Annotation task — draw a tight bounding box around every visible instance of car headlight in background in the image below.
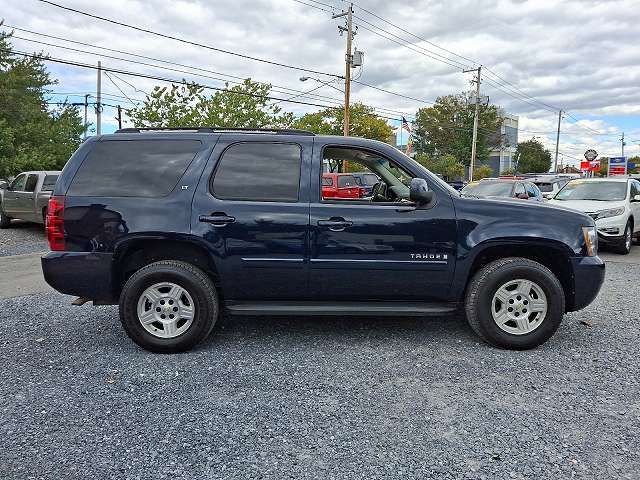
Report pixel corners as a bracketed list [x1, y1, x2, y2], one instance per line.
[592, 207, 625, 220]
[582, 226, 597, 257]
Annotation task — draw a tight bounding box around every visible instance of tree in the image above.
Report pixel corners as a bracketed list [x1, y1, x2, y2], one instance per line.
[0, 29, 85, 178]
[293, 102, 393, 142]
[411, 93, 503, 166]
[128, 79, 295, 128]
[514, 138, 552, 173]
[474, 164, 494, 180]
[414, 153, 464, 180]
[500, 167, 516, 176]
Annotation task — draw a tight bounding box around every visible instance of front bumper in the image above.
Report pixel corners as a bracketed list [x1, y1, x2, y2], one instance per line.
[568, 255, 605, 312]
[595, 216, 628, 243]
[41, 252, 115, 301]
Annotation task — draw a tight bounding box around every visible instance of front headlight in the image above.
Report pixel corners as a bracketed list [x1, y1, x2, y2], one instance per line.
[582, 226, 597, 257]
[593, 207, 625, 220]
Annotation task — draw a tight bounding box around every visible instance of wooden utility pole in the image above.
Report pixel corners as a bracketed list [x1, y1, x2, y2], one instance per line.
[116, 105, 122, 129]
[83, 94, 90, 139]
[333, 3, 353, 137]
[96, 61, 102, 135]
[554, 110, 563, 173]
[463, 66, 482, 181]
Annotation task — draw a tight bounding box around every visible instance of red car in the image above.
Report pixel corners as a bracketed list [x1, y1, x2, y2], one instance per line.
[322, 173, 363, 199]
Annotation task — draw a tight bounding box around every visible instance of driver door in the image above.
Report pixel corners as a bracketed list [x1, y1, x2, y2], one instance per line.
[308, 143, 457, 302]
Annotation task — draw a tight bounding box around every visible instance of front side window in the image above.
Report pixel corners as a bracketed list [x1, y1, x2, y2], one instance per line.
[321, 146, 414, 203]
[24, 175, 38, 192]
[211, 142, 301, 202]
[513, 183, 526, 197]
[462, 181, 513, 197]
[526, 183, 539, 198]
[69, 140, 201, 197]
[10, 174, 26, 191]
[555, 180, 628, 201]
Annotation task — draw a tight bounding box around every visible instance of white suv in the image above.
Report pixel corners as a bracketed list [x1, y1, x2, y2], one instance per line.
[549, 177, 640, 254]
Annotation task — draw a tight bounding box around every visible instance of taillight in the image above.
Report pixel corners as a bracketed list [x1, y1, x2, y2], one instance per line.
[46, 196, 65, 251]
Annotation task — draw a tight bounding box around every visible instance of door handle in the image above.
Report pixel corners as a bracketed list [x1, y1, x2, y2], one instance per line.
[199, 213, 236, 226]
[317, 218, 353, 232]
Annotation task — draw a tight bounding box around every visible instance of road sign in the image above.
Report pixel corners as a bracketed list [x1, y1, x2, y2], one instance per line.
[584, 149, 598, 161]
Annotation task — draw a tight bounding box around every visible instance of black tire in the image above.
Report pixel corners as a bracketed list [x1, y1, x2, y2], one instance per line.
[465, 257, 565, 350]
[119, 260, 219, 353]
[0, 210, 11, 228]
[611, 221, 632, 255]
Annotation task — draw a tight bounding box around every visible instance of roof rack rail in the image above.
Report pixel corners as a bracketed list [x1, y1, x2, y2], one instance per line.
[115, 127, 315, 136]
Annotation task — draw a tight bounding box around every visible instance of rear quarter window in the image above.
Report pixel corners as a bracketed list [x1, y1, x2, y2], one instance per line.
[68, 139, 201, 197]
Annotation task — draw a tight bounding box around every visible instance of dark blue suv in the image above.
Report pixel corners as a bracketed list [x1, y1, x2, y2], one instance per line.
[42, 128, 604, 353]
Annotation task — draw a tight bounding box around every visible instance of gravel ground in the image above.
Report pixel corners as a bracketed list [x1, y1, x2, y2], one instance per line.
[0, 221, 47, 257]
[2, 262, 639, 479]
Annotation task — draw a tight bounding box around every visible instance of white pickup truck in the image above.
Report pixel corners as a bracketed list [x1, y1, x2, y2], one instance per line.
[0, 171, 61, 227]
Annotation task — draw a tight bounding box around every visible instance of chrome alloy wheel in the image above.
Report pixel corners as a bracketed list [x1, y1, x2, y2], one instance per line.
[136, 282, 195, 338]
[491, 279, 547, 335]
[625, 225, 632, 251]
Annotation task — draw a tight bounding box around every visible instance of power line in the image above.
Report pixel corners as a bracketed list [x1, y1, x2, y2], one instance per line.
[103, 71, 138, 107]
[36, 0, 341, 79]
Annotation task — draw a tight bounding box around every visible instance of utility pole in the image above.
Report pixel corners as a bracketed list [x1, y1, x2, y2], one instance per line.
[554, 110, 563, 173]
[96, 61, 102, 136]
[621, 132, 625, 157]
[463, 66, 482, 181]
[116, 105, 122, 129]
[83, 94, 90, 139]
[333, 3, 353, 137]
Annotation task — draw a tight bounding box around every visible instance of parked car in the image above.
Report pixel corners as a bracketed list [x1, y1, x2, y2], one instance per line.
[0, 171, 60, 227]
[322, 173, 362, 199]
[350, 172, 379, 197]
[529, 176, 570, 200]
[461, 178, 543, 201]
[41, 128, 604, 353]
[548, 177, 640, 254]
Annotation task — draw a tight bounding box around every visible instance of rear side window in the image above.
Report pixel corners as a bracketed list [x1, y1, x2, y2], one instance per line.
[322, 177, 333, 186]
[68, 140, 201, 197]
[42, 175, 58, 191]
[211, 142, 301, 202]
[25, 174, 38, 192]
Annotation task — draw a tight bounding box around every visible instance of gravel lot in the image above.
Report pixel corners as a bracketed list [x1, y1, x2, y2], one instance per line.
[2, 262, 639, 480]
[0, 221, 47, 257]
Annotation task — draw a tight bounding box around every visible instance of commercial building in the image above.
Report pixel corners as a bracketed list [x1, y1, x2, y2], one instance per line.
[486, 111, 519, 175]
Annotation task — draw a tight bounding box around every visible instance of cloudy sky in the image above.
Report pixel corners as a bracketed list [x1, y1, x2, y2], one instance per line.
[2, 0, 639, 165]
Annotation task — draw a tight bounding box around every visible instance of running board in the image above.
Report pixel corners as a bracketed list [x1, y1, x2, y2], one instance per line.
[224, 301, 458, 316]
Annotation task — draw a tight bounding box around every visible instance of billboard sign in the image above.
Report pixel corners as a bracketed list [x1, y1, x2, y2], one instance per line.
[584, 149, 598, 161]
[580, 160, 600, 172]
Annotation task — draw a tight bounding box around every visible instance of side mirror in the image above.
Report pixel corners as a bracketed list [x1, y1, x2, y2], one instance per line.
[633, 194, 640, 202]
[409, 178, 434, 205]
[0, 180, 7, 190]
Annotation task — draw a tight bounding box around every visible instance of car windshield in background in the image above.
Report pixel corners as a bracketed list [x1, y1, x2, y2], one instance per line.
[462, 181, 513, 197]
[337, 175, 357, 188]
[535, 183, 553, 192]
[555, 181, 627, 201]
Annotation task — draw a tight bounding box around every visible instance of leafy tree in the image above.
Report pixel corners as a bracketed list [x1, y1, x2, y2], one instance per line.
[514, 138, 552, 173]
[0, 29, 85, 178]
[414, 153, 464, 180]
[474, 164, 494, 180]
[128, 79, 294, 128]
[628, 156, 640, 174]
[412, 93, 503, 166]
[500, 167, 516, 176]
[293, 102, 393, 142]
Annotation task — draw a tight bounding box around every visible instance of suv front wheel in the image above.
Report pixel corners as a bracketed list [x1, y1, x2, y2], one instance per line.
[465, 257, 565, 350]
[119, 260, 219, 353]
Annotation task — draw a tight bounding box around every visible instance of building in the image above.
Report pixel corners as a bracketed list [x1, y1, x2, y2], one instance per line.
[486, 111, 518, 175]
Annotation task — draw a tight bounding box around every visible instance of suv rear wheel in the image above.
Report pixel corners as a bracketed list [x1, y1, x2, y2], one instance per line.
[119, 260, 219, 353]
[465, 257, 565, 350]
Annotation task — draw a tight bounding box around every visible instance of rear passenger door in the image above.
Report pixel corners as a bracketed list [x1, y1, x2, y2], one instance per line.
[192, 137, 312, 301]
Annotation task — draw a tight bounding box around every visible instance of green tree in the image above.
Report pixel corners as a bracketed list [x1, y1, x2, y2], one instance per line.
[414, 153, 464, 180]
[293, 102, 393, 142]
[0, 29, 85, 178]
[128, 79, 295, 128]
[628, 156, 640, 174]
[514, 138, 552, 173]
[500, 167, 516, 176]
[412, 93, 503, 166]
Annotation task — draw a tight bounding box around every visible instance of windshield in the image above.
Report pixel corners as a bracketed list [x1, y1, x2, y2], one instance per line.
[462, 181, 513, 197]
[535, 183, 553, 192]
[554, 180, 627, 201]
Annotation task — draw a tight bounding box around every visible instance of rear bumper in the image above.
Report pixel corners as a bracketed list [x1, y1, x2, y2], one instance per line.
[41, 252, 115, 301]
[568, 255, 605, 312]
